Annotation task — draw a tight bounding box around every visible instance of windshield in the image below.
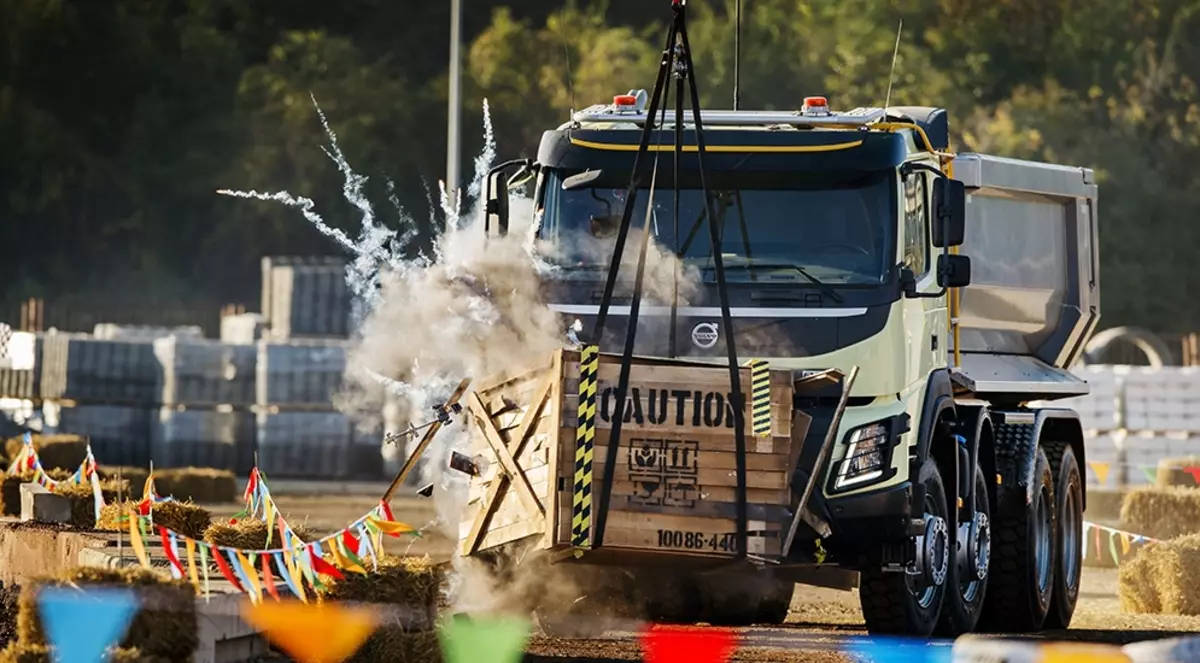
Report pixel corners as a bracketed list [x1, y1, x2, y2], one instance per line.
[536, 169, 897, 285]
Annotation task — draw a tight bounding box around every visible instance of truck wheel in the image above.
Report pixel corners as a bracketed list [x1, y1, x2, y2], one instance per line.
[937, 464, 990, 636]
[859, 457, 949, 636]
[978, 445, 1056, 632]
[1043, 440, 1082, 629]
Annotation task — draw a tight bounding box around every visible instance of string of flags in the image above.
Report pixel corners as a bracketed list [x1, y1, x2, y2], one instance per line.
[7, 431, 109, 523]
[1085, 459, 1200, 485]
[1082, 520, 1158, 564]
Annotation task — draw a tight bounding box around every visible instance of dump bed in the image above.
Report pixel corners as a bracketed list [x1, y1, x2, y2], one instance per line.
[950, 153, 1100, 399]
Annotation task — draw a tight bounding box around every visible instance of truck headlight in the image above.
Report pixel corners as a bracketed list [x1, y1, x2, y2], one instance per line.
[834, 422, 892, 490]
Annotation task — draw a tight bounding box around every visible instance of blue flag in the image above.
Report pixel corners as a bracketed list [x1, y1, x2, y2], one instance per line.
[37, 586, 138, 663]
[843, 636, 953, 663]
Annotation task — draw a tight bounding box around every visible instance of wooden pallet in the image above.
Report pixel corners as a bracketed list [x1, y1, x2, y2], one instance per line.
[457, 348, 810, 562]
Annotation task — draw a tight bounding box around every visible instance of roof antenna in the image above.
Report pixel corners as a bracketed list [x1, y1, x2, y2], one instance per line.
[882, 18, 903, 114]
[557, 4, 577, 116]
[733, 0, 742, 110]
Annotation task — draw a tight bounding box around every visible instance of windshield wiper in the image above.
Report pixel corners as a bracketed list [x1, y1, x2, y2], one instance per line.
[704, 262, 845, 303]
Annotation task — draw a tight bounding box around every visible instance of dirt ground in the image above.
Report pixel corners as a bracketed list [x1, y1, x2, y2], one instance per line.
[208, 491, 1200, 662]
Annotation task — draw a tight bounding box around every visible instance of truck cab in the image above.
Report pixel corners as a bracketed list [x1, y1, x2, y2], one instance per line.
[482, 90, 1099, 637]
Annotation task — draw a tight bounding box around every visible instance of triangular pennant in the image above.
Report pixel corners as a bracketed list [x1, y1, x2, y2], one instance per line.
[235, 550, 264, 603]
[439, 616, 532, 663]
[185, 537, 202, 595]
[38, 586, 138, 663]
[1108, 530, 1121, 564]
[366, 516, 416, 536]
[213, 548, 244, 592]
[160, 528, 185, 579]
[261, 553, 281, 602]
[309, 545, 344, 581]
[1184, 466, 1200, 485]
[264, 498, 276, 549]
[640, 624, 737, 663]
[843, 635, 951, 663]
[1088, 461, 1110, 485]
[127, 511, 151, 569]
[1143, 466, 1158, 483]
[242, 599, 378, 663]
[277, 552, 307, 603]
[1120, 532, 1131, 555]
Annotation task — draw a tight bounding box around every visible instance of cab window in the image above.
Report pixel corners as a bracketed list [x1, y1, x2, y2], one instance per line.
[902, 172, 929, 276]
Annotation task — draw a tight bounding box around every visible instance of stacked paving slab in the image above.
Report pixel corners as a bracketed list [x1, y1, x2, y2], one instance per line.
[0, 255, 387, 480]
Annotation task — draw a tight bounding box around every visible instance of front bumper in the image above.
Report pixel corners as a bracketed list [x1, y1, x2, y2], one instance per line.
[826, 479, 914, 542]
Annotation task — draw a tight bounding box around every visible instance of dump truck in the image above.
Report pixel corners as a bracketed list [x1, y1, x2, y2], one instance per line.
[462, 89, 1099, 638]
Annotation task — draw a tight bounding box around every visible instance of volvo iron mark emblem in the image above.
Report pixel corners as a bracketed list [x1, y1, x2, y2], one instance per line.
[691, 322, 719, 349]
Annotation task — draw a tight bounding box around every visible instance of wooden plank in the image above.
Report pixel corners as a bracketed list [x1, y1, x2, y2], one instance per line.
[542, 350, 565, 549]
[603, 482, 786, 506]
[468, 391, 545, 517]
[461, 380, 553, 556]
[383, 377, 471, 502]
[592, 465, 788, 491]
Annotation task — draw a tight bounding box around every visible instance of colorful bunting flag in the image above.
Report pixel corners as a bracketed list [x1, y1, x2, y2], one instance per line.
[243, 599, 378, 663]
[640, 624, 737, 663]
[37, 586, 138, 663]
[843, 636, 952, 663]
[1088, 461, 1111, 485]
[439, 616, 531, 663]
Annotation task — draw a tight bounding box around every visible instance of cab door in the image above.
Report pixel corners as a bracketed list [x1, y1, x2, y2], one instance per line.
[900, 167, 948, 384]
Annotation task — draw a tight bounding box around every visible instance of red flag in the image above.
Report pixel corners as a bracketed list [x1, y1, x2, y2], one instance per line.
[213, 546, 245, 591]
[261, 552, 281, 602]
[380, 500, 396, 522]
[1184, 466, 1200, 485]
[243, 468, 259, 503]
[308, 546, 345, 581]
[159, 527, 185, 577]
[342, 529, 361, 557]
[640, 625, 737, 663]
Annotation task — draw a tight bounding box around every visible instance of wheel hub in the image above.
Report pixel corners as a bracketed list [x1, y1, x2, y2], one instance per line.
[957, 513, 991, 582]
[912, 514, 949, 588]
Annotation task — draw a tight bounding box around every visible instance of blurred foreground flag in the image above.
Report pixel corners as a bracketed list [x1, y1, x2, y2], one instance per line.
[242, 598, 378, 663]
[640, 624, 738, 663]
[844, 636, 952, 663]
[37, 586, 138, 663]
[438, 615, 531, 663]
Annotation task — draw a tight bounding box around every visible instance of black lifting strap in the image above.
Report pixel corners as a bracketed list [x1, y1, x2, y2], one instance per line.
[591, 0, 750, 558]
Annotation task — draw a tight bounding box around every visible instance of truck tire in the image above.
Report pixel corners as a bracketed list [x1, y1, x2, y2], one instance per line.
[1043, 440, 1083, 630]
[859, 457, 949, 636]
[937, 464, 990, 636]
[977, 444, 1056, 633]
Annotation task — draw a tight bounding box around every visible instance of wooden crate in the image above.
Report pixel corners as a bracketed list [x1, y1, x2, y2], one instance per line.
[457, 348, 806, 562]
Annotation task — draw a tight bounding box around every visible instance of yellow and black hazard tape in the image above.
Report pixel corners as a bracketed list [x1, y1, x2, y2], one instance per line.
[746, 359, 772, 438]
[572, 345, 599, 550]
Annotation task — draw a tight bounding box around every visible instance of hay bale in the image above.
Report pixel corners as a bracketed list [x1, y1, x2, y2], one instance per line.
[349, 629, 440, 663]
[1156, 457, 1200, 488]
[319, 556, 444, 663]
[154, 468, 237, 503]
[1119, 533, 1200, 615]
[203, 519, 313, 550]
[3, 436, 87, 472]
[44, 479, 128, 529]
[0, 584, 17, 649]
[16, 567, 197, 661]
[0, 644, 168, 663]
[1120, 487, 1200, 540]
[97, 500, 211, 540]
[96, 466, 150, 498]
[0, 471, 71, 517]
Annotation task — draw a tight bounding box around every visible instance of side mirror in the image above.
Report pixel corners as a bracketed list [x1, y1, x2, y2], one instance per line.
[485, 170, 510, 236]
[932, 178, 966, 247]
[937, 254, 971, 288]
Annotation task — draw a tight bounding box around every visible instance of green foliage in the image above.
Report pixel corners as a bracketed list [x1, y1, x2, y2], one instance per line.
[1, 0, 1199, 331]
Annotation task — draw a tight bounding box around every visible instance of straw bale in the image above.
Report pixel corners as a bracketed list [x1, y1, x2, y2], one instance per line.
[1086, 488, 1126, 522]
[97, 500, 212, 540]
[1156, 457, 1200, 488]
[155, 468, 238, 503]
[0, 644, 169, 663]
[3, 436, 87, 472]
[96, 466, 150, 498]
[16, 567, 197, 660]
[203, 518, 314, 551]
[0, 584, 16, 649]
[49, 479, 128, 529]
[1120, 487, 1200, 540]
[1118, 533, 1200, 615]
[0, 471, 71, 518]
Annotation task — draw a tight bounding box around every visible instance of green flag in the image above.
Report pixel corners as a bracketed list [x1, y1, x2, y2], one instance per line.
[438, 615, 531, 663]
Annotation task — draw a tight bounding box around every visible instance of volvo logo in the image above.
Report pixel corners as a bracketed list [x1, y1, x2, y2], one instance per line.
[690, 322, 719, 349]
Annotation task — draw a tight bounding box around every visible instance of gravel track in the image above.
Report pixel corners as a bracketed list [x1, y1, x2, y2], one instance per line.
[226, 490, 1200, 662]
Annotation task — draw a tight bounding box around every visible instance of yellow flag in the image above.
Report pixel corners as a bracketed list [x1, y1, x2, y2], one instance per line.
[1089, 461, 1111, 486]
[366, 517, 416, 535]
[185, 537, 201, 595]
[242, 599, 378, 663]
[1121, 533, 1132, 555]
[236, 550, 264, 604]
[282, 548, 308, 604]
[264, 498, 276, 549]
[128, 509, 151, 569]
[329, 541, 367, 575]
